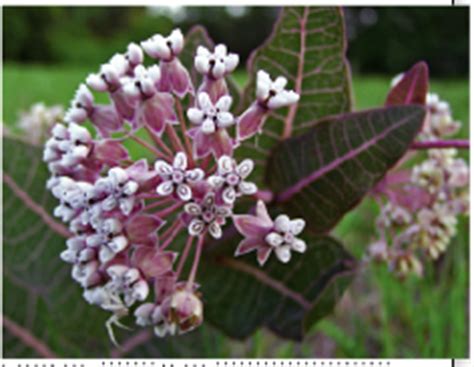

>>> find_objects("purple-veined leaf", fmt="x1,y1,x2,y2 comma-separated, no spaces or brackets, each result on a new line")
179,25,242,111
201,233,355,341
236,6,352,189
266,105,427,233
385,61,429,106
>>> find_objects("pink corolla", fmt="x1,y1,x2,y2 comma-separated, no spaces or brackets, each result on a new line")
187,92,236,158
233,201,306,266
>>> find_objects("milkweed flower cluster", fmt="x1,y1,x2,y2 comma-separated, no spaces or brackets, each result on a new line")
14,103,64,145
369,85,469,278
42,29,304,342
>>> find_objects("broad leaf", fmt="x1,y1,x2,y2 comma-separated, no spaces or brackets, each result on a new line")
266,105,427,233
201,233,355,341
180,25,242,110
236,6,352,188
385,61,429,106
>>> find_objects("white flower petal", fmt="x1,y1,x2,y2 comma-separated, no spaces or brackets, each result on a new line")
222,186,236,204
275,245,292,263
188,219,205,236
156,181,174,196
217,111,234,128
291,238,307,253
185,168,204,182
216,95,232,112
238,181,257,195
154,160,173,176
236,159,254,179
184,202,202,216
274,214,291,233
201,118,216,134
265,232,284,247
208,221,223,239
173,152,188,171
187,108,204,125
218,155,234,175
207,175,225,188
177,184,192,201
289,219,306,235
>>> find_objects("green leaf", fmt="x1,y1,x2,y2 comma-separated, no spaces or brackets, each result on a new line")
236,6,352,188
266,105,427,233
180,25,242,111
200,233,355,341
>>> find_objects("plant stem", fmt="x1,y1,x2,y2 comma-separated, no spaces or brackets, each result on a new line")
145,125,174,157
175,98,194,163
129,135,170,159
254,189,274,203
160,221,184,250
410,139,469,150
176,235,194,278
186,235,204,289
166,124,187,156
153,200,184,218
142,197,175,211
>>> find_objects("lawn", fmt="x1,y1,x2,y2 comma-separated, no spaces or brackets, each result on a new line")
2,63,469,358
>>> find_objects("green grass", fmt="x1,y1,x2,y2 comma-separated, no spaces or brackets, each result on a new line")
3,63,469,358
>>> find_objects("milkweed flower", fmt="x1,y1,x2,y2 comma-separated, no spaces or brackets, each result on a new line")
43,27,302,343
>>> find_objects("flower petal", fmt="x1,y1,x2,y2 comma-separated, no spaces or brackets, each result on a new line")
233,214,272,239
157,181,174,196
291,238,307,253
289,219,306,236
208,221,222,239
274,214,291,233
188,219,205,236
173,152,188,170
238,181,257,196
154,160,173,176
275,245,291,263
257,247,272,267
177,184,192,201
265,232,284,247
234,237,262,256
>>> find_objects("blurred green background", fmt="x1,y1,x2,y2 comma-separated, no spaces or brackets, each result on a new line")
2,6,469,358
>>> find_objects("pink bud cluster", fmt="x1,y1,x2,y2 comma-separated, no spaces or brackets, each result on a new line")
43,29,303,342
370,89,469,278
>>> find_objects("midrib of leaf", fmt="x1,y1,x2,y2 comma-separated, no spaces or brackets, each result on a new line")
3,172,71,238
276,109,420,202
282,7,308,138
218,256,312,309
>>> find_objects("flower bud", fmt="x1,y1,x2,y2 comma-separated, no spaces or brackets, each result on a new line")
168,289,203,334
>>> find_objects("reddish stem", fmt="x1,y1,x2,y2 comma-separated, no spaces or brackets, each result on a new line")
253,189,274,203
153,200,184,218
186,234,204,289
142,197,175,211
176,235,194,278
410,139,469,150
160,221,184,250
175,98,194,164
145,125,174,157
166,124,187,156
129,134,170,160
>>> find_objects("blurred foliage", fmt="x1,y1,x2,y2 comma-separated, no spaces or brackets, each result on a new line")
3,6,468,76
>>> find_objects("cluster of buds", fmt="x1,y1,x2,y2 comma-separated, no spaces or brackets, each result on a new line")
43,29,305,342
369,84,469,278
12,103,64,145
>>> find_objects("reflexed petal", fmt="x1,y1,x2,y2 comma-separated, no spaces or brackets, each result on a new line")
233,214,272,238
274,214,291,233
192,129,213,159
234,238,262,256
257,247,272,267
291,238,307,253
188,219,205,236
289,219,306,235
265,232,284,247
255,200,273,225
177,184,192,201
208,221,222,239
210,129,234,158
157,181,174,196
238,181,257,195
173,152,188,170
237,104,267,141
275,245,291,263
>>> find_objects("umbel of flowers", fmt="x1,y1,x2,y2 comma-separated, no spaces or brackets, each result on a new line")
369,78,469,278
43,29,305,343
